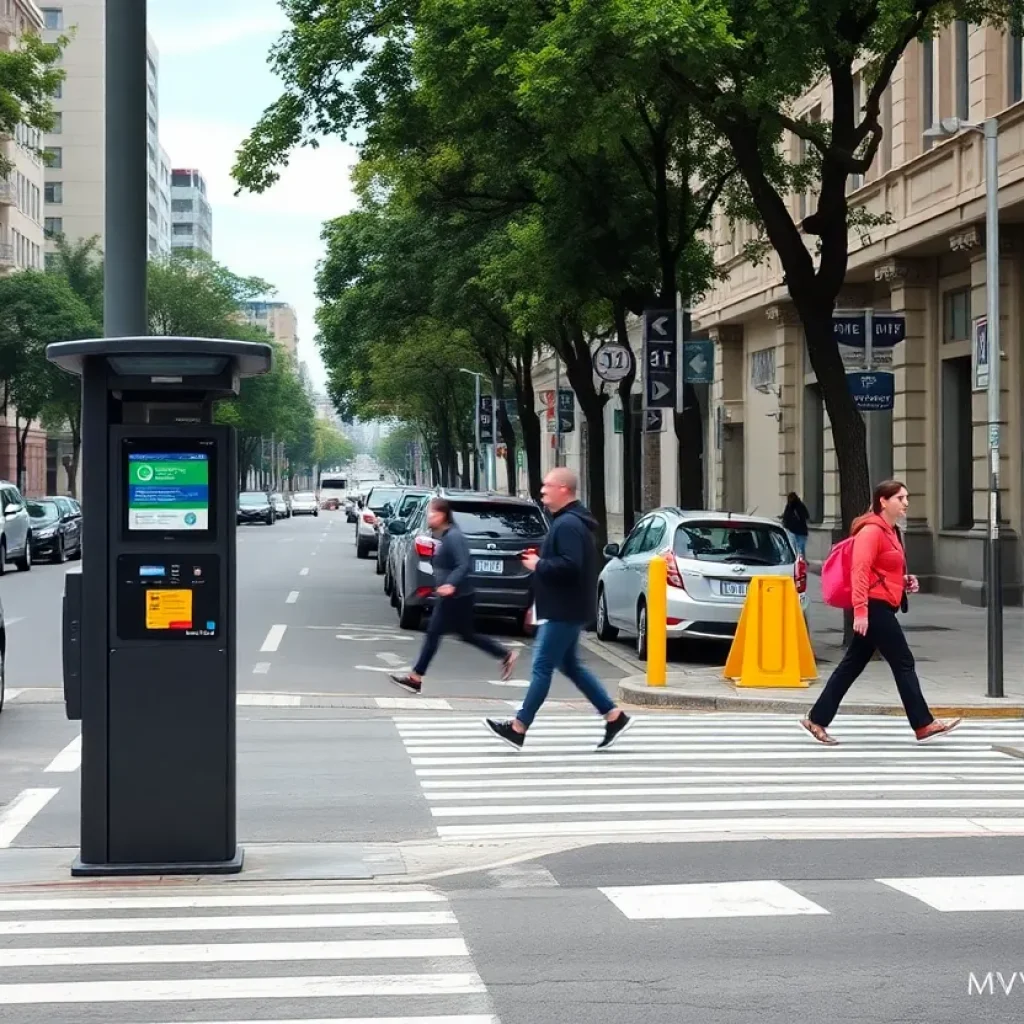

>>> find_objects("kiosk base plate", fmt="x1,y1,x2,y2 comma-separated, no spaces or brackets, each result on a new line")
70,847,244,877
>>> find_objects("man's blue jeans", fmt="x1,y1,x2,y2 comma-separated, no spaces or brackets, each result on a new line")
517,620,616,728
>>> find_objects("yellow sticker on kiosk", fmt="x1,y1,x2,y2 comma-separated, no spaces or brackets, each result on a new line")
145,589,193,630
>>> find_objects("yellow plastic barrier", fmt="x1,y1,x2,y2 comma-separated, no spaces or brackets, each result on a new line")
646,555,667,686
723,575,817,688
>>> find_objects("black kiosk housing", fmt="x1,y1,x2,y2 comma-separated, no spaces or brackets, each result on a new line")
49,336,273,876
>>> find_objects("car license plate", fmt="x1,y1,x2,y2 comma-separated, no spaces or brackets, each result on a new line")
721,581,748,597
475,559,503,574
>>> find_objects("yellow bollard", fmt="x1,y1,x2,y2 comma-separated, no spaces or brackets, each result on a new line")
646,554,668,686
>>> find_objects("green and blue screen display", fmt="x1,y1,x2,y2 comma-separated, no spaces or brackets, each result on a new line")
127,452,210,531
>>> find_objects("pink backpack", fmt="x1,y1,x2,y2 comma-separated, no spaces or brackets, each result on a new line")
820,536,856,608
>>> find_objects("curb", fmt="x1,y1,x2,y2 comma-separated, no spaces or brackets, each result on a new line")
617,678,1024,719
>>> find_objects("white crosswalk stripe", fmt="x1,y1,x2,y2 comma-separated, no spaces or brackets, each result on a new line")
394,713,1024,840
0,885,499,1022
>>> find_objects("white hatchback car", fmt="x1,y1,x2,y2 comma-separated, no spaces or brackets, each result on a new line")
596,508,808,659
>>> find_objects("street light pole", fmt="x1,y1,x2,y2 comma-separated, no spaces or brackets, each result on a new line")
459,368,482,489
983,116,1003,699
924,116,1003,698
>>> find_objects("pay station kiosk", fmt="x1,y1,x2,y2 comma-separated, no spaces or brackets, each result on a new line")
48,336,272,876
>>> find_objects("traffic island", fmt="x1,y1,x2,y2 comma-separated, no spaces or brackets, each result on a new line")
617,672,1024,719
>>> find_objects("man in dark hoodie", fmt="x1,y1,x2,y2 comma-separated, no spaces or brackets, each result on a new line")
485,468,632,751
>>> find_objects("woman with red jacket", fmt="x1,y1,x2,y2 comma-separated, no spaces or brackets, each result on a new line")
800,479,961,745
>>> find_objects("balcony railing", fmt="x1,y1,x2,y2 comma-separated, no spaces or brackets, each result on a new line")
0,243,15,266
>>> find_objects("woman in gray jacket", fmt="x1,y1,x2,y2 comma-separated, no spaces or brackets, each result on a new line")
391,498,517,693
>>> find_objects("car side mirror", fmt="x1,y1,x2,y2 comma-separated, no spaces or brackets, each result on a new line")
4,504,20,518
387,519,409,536
603,543,620,559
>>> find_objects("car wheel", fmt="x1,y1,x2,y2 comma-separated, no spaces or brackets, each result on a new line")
398,582,422,630
636,600,648,662
383,563,393,596
356,538,370,559
596,587,619,641
0,539,8,576
0,640,6,715
14,537,31,572
71,538,83,560
375,548,385,575
55,537,67,564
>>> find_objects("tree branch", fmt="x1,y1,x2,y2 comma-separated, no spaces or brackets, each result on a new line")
619,135,658,195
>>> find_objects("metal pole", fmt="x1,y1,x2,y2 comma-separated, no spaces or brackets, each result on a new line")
104,0,148,336
473,372,481,490
554,356,562,469
489,411,497,492
984,117,1004,698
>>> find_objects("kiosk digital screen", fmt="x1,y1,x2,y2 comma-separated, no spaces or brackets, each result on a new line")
127,452,209,531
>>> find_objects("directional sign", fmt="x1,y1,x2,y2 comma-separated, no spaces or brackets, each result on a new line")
846,371,894,412
972,316,989,392
593,341,633,382
558,387,575,432
644,409,664,433
683,340,714,384
643,309,677,409
478,395,494,443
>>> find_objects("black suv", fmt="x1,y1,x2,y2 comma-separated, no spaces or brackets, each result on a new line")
386,489,548,632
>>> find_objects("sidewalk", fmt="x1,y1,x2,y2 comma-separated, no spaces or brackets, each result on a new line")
614,574,1024,718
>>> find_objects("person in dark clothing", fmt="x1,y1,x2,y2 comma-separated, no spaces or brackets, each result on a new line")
391,498,517,693
782,492,810,557
484,467,632,752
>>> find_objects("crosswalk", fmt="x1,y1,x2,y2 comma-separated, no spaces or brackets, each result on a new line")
394,713,1024,841
0,886,498,1023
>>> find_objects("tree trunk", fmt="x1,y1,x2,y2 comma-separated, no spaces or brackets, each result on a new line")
674,382,704,508
514,355,543,500
429,450,442,486
67,419,81,499
499,414,517,495
15,416,29,493
613,301,637,535
460,444,472,488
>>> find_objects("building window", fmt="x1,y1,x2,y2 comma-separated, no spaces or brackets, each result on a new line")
797,105,821,222
171,198,193,213
50,79,62,99
941,356,973,528
802,383,825,523
44,216,62,238
44,146,61,168
943,288,970,342
1011,33,1023,104
955,21,970,120
173,223,193,235
44,251,57,271
44,181,62,203
922,38,935,150
848,73,864,192
49,112,62,134
41,7,62,29
147,115,157,135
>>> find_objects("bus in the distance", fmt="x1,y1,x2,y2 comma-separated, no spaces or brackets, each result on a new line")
319,471,349,509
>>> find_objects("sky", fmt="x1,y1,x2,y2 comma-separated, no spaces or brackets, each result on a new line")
149,0,358,391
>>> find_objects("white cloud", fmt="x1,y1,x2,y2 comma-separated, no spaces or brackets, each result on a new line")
150,12,289,56
159,117,359,219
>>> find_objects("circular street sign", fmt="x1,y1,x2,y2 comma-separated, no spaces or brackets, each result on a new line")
593,342,634,382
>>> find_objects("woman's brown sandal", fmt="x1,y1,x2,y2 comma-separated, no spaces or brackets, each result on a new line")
799,719,839,745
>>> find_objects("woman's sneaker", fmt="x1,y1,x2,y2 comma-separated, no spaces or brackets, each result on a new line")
389,674,421,694
915,719,962,742
597,713,634,750
484,718,524,751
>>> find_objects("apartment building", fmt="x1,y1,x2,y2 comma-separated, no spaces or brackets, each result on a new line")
170,167,212,255
243,301,298,357
40,1,172,259
689,24,1024,605
0,1,48,494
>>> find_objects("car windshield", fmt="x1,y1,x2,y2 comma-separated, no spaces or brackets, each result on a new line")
451,502,546,539
239,493,267,506
27,500,60,524
673,521,793,566
367,488,402,511
399,494,427,516
294,493,315,501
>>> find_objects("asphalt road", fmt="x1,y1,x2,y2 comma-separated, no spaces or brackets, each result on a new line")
0,507,1023,1023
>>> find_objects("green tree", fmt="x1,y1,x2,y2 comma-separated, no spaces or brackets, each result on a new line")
375,423,419,481
315,420,356,469
0,30,66,177
0,272,98,490
48,235,103,321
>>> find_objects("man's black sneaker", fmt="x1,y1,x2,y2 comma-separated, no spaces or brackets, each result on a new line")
597,712,634,750
484,718,524,751
390,674,422,694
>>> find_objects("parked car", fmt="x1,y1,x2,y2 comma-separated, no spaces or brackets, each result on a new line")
596,508,808,660
0,591,7,713
387,489,548,632
377,488,430,577
270,492,290,519
0,481,32,574
289,491,319,516
355,484,404,559
344,497,358,522
26,498,83,563
238,491,275,526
